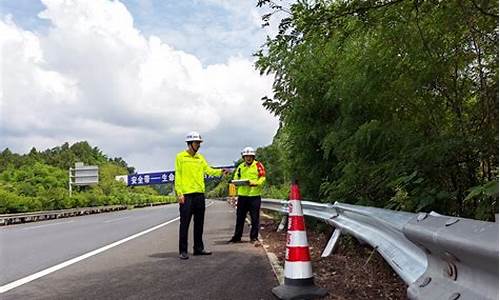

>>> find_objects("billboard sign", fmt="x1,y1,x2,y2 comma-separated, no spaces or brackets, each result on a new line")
70,162,99,186
126,165,234,187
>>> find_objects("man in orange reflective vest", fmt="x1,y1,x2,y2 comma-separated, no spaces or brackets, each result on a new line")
228,147,266,243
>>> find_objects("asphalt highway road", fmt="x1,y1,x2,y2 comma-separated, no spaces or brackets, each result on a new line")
0,201,277,299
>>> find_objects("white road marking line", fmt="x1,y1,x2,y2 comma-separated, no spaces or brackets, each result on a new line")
103,217,131,223
0,216,180,294
19,220,75,231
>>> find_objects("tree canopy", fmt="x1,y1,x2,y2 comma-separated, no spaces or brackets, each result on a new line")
255,0,498,220
0,142,172,213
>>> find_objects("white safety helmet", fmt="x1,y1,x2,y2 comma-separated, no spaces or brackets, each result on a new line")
185,131,203,142
241,146,256,157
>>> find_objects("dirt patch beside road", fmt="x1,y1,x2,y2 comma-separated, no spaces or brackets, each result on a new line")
260,215,407,300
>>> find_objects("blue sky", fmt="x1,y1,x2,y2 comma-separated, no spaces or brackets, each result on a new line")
1,0,265,65
0,0,280,171
120,0,266,65
1,0,50,32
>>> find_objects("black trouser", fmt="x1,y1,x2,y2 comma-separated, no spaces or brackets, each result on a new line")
233,195,261,240
179,193,206,254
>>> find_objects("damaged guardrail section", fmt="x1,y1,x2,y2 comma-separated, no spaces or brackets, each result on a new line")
261,199,499,300
405,213,498,300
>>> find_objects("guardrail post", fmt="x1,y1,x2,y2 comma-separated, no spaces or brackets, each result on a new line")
277,215,287,232
321,228,341,258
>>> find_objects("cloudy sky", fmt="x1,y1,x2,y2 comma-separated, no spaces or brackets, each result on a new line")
0,0,282,172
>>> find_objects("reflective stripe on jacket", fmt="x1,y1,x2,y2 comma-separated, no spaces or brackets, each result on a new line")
233,160,266,196
175,150,222,195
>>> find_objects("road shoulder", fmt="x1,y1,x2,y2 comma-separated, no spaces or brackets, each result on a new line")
3,201,277,300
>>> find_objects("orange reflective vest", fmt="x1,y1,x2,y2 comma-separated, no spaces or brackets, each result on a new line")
233,160,266,196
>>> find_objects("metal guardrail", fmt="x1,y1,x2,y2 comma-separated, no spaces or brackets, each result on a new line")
0,202,174,226
261,198,499,300
0,206,127,225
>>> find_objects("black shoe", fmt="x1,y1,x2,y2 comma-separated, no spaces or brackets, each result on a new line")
250,238,259,242
179,252,189,260
193,250,212,256
227,238,242,244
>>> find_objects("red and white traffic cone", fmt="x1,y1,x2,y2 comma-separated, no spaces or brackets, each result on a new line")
272,181,328,300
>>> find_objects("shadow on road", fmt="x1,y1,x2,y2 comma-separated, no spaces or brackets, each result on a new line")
148,252,178,259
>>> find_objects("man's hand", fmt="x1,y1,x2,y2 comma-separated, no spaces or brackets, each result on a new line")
249,180,257,187
178,195,185,204
221,168,231,176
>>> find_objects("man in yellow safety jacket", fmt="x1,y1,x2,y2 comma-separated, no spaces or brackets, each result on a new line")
175,131,229,260
228,146,266,243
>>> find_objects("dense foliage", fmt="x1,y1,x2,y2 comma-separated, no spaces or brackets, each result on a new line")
255,0,498,220
0,142,175,214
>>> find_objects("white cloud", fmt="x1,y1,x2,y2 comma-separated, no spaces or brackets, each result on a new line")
0,0,278,171
133,0,272,66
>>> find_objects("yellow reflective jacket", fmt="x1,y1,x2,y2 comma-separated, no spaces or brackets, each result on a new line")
175,150,222,195
233,160,266,196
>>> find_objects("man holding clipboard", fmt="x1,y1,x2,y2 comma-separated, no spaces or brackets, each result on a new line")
228,147,266,243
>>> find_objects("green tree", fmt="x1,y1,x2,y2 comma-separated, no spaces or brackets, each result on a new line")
255,0,498,219
0,141,174,212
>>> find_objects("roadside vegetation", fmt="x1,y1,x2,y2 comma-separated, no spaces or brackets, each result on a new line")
254,0,498,221
0,142,175,214
2,2,497,221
